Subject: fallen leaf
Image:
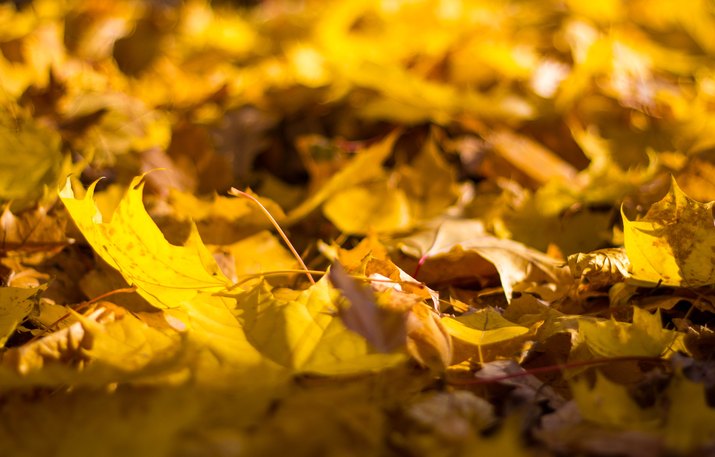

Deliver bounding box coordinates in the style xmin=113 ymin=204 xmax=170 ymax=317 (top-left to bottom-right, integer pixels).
xmin=0 ymin=285 xmax=40 ymax=346
xmin=328 ymin=262 xmax=408 ymax=354
xmin=0 ymin=305 xmax=187 ymax=387
xmin=323 ymin=182 xmax=411 ymax=234
xmin=570 ymin=372 xmax=660 ymax=429
xmin=62 ymin=92 xmax=170 ymax=167
xmin=397 ymin=219 xmax=568 ymax=300
xmin=664 ymin=373 xmax=715 ymax=453
xmin=323 ymin=133 xmax=460 ymax=234
xmin=286 ymin=131 xmax=399 ymax=223
xmin=568 ymin=247 xmax=630 ymax=288
xmin=442 ymin=307 xmax=531 ymax=364
xmin=234 ymin=275 xmax=407 ymax=375
xmin=623 ymin=177 xmax=715 ymax=287
xmin=578 ymin=308 xmax=684 ymax=358
xmin=0 ymin=110 xmax=65 ymax=210
xmin=59 ymin=175 xmax=285 ymax=382
xmin=0 ymin=204 xmax=68 ymax=254
xmin=216 ymin=230 xmax=298 ymax=286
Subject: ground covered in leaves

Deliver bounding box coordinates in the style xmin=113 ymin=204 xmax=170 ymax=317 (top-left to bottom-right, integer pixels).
xmin=3 ymin=0 xmax=715 ymax=455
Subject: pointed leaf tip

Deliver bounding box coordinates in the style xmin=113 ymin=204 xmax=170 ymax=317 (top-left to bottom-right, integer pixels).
xmin=623 ymin=177 xmax=715 ymax=287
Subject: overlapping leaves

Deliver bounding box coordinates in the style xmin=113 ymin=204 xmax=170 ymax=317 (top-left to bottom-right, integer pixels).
xmin=2 ymin=0 xmax=715 ymax=456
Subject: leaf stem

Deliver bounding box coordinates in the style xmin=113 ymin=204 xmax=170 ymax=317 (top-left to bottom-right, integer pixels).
xmin=230 ymin=188 xmax=315 ymax=285
xmin=225 ymin=269 xmax=428 ymax=290
xmin=413 ymin=253 xmax=429 ymax=279
xmin=232 ymin=269 xmax=327 ymax=287
xmin=29 ymin=286 xmax=139 ymax=341
xmin=85 ymin=286 xmax=138 ymax=306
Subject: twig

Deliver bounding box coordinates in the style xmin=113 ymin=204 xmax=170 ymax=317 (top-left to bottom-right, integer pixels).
xmin=447 ymin=356 xmax=667 ymax=385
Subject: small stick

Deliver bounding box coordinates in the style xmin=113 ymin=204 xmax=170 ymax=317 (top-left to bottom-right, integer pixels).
xmin=223 ymin=269 xmax=429 ymax=292
xmin=229 ymin=269 xmax=327 ymax=288
xmin=446 ymin=355 xmax=667 ymax=385
xmin=85 ymin=286 xmax=137 ymax=306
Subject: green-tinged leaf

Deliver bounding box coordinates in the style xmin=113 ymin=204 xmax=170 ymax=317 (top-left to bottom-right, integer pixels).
xmin=0 ymin=111 xmax=64 ymax=209
xmin=0 ymin=286 xmax=40 ymax=346
xmin=578 ymin=308 xmax=684 ymax=358
xmin=623 ymin=177 xmax=715 ymax=287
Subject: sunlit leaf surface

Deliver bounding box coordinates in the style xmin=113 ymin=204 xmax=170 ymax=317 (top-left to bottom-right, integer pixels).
xmin=1 ymin=0 xmax=715 ymax=455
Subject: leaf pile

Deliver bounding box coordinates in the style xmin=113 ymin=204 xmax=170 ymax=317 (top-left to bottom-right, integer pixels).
xmin=3 ymin=0 xmax=715 ymax=455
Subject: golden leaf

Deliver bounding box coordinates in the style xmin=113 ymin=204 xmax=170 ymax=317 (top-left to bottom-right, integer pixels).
xmin=623 ymin=177 xmax=715 ymax=287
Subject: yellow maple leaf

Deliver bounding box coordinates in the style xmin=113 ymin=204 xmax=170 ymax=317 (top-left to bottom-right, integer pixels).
xmin=443 ymin=309 xmax=530 ymax=346
xmin=570 ymin=372 xmax=660 ymax=429
xmin=59 ymin=175 xmax=280 ymax=378
xmin=578 ymin=307 xmax=684 ymax=358
xmin=234 ymin=277 xmax=407 ymax=375
xmin=623 ymin=177 xmax=715 ymax=287
xmin=442 ymin=307 xmax=531 ymax=364
xmin=60 ymin=176 xmax=230 ymax=297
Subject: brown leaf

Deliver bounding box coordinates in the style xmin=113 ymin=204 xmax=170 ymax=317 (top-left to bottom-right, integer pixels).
xmin=328 ymin=262 xmax=408 ymax=353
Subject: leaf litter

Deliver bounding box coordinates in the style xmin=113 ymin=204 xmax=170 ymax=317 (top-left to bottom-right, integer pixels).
xmin=3 ymin=0 xmax=715 ymax=455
